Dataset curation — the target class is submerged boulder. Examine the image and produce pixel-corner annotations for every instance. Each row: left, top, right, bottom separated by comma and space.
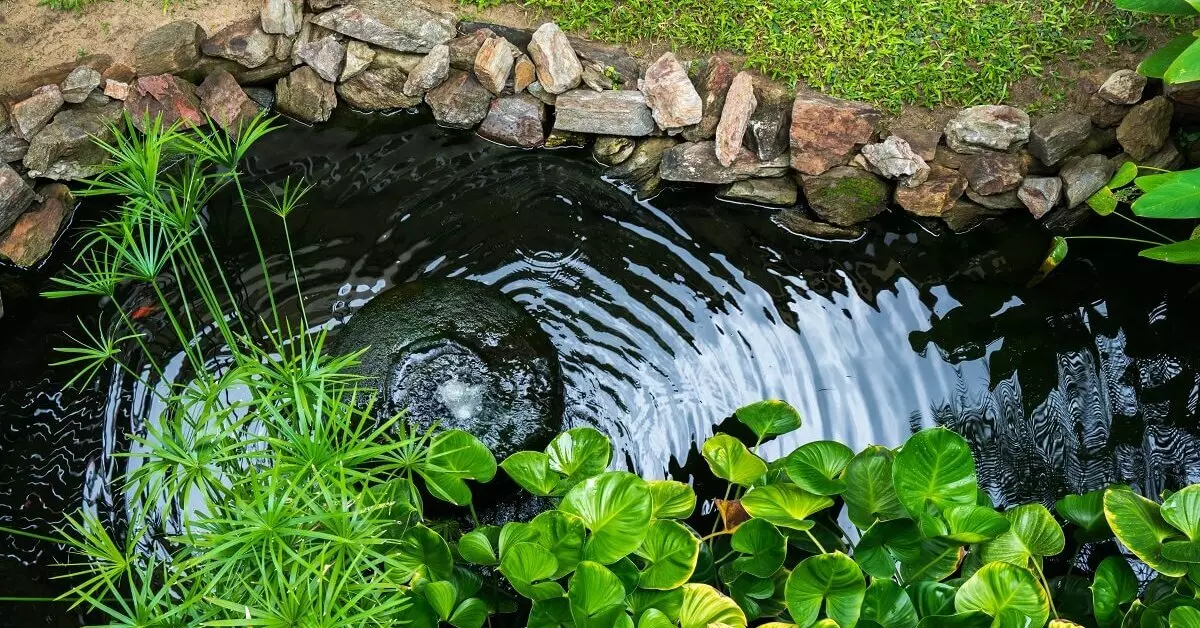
799, 166, 889, 226
333, 278, 563, 459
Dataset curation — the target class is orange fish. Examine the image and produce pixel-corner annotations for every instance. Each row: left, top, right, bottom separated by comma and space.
130, 304, 159, 320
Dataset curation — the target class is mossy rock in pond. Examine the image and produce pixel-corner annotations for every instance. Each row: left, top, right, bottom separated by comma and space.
333, 279, 563, 459
802, 166, 889, 226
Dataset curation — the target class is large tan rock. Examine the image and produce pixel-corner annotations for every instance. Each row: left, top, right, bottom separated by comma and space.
527, 23, 582, 95
789, 88, 879, 175
894, 165, 968, 217
134, 20, 205, 76
474, 36, 518, 95
714, 72, 756, 167
641, 52, 702, 131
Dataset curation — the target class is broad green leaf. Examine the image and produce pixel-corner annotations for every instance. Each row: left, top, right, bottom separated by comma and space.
916, 612, 991, 628
1136, 172, 1178, 192
1088, 186, 1119, 215
1141, 34, 1200, 77
609, 557, 641, 594
1105, 486, 1188, 576
843, 445, 907, 528
530, 510, 586, 578
647, 480, 696, 519
1162, 539, 1200, 562
785, 552, 866, 628
1092, 556, 1138, 627
501, 451, 561, 497
638, 609, 674, 628
500, 541, 562, 601
680, 583, 748, 628
459, 526, 501, 566
1171, 607, 1200, 628
548, 427, 613, 486
569, 561, 627, 628
893, 428, 978, 519
499, 521, 540, 558
397, 524, 455, 582
1032, 236, 1069, 285
734, 399, 802, 441
785, 441, 854, 495
940, 504, 1011, 543
855, 519, 921, 579
862, 580, 919, 628
635, 520, 700, 589
1132, 169, 1200, 219
423, 581, 458, 621
1162, 486, 1200, 540
449, 598, 488, 628
1115, 0, 1199, 15
422, 430, 497, 505
1109, 161, 1140, 189
907, 581, 957, 617
955, 562, 1049, 628
1055, 490, 1113, 542
979, 504, 1065, 566
529, 598, 573, 628
1167, 40, 1200, 83
741, 484, 834, 530
730, 518, 787, 578
561, 471, 653, 564
898, 537, 963, 582
702, 434, 767, 486
1140, 239, 1200, 265
629, 587, 684, 623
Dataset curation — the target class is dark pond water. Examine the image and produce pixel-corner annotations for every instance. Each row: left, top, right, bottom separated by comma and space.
2, 109, 1200, 624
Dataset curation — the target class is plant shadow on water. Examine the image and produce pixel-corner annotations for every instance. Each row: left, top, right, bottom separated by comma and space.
1, 108, 1199, 622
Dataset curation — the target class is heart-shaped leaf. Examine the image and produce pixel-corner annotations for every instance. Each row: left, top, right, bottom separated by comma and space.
569, 561, 627, 628
1088, 186, 1119, 215
843, 445, 907, 529
397, 524, 455, 582
629, 587, 683, 624
741, 484, 834, 530
1171, 607, 1200, 628
501, 451, 561, 497
500, 541, 563, 601
1140, 34, 1199, 77
939, 504, 1011, 543
861, 579, 918, 628
907, 581, 957, 617
785, 441, 854, 496
916, 612, 992, 628
528, 598, 573, 628
1115, 0, 1199, 15
647, 480, 696, 519
734, 400, 802, 442
1092, 556, 1137, 627
1109, 161, 1140, 189
979, 503, 1065, 566
449, 598, 488, 628
1055, 490, 1112, 542
855, 519, 921, 578
730, 518, 786, 578
635, 519, 700, 589
548, 427, 612, 486
423, 580, 458, 621
1132, 168, 1200, 219
530, 510, 586, 578
785, 552, 866, 628
702, 434, 767, 486
893, 428, 978, 519
1162, 485, 1200, 541
898, 536, 963, 583
955, 562, 1048, 628
560, 471, 652, 564
1032, 236, 1069, 285
459, 525, 501, 566
1166, 39, 1200, 83
421, 430, 497, 506
680, 583, 747, 628
1105, 486, 1188, 576
1139, 239, 1200, 265
637, 609, 675, 628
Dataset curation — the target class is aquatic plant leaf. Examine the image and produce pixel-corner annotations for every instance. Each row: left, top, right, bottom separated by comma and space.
716, 499, 752, 531
560, 471, 653, 564
530, 510, 587, 578
855, 519, 921, 578
898, 537, 964, 582
422, 429, 497, 505
1135, 172, 1177, 192
1104, 486, 1188, 576
635, 520, 700, 589
1055, 490, 1113, 542
1162, 486, 1200, 540
679, 583, 747, 628
734, 400, 802, 441
954, 562, 1049, 628
529, 598, 573, 628
1088, 186, 1119, 215
1132, 169, 1200, 218
628, 587, 684, 623
498, 521, 540, 559
569, 561, 627, 628
906, 581, 957, 617
741, 484, 834, 530
939, 504, 1011, 543
702, 434, 767, 486
647, 480, 697, 519
638, 608, 675, 628
979, 504, 1065, 566
893, 428, 978, 519
1140, 239, 1200, 264
730, 518, 787, 578
861, 580, 918, 628
1109, 161, 1140, 189
785, 552, 866, 628
448, 598, 488, 628
459, 526, 501, 566
547, 427, 613, 486
916, 612, 993, 628
1168, 40, 1200, 83
1092, 556, 1138, 627
501, 451, 561, 497
397, 524, 455, 582
423, 581, 458, 620
1115, 0, 1198, 16
500, 541, 562, 601
610, 556, 642, 594
785, 441, 854, 496
1171, 607, 1200, 628
843, 445, 907, 529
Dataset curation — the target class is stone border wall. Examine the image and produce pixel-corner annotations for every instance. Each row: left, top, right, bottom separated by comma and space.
0, 0, 1195, 275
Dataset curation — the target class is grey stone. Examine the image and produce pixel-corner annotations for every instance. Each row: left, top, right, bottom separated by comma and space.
275, 34, 294, 61
789, 88, 880, 175
234, 61, 296, 85
196, 70, 261, 134
888, 127, 940, 161
894, 165, 968, 217
965, 187, 1022, 210
962, 151, 1025, 195
448, 29, 492, 71
1098, 70, 1146, 105
474, 36, 518, 95
338, 67, 420, 111
11, 86, 65, 140
262, 0, 304, 36
681, 55, 735, 142
526, 81, 556, 106
1117, 96, 1173, 161
60, 66, 101, 104
135, 20, 205, 76
1018, 176, 1062, 219
945, 105, 1030, 154
861, 136, 929, 187
0, 130, 28, 163
275, 66, 337, 123
800, 166, 889, 226
571, 38, 639, 89
310, 0, 456, 53
0, 163, 37, 234
403, 44, 450, 96
477, 94, 546, 148
714, 72, 756, 167
297, 36, 346, 83
553, 89, 655, 136
23, 101, 123, 180
370, 49, 425, 73
341, 41, 376, 81
606, 137, 679, 200
309, 0, 345, 9
772, 208, 865, 240
941, 200, 1003, 233
425, 70, 492, 128
1142, 140, 1186, 171
1060, 154, 1115, 208
528, 23, 582, 94
593, 136, 636, 166
1071, 126, 1117, 159
1029, 112, 1092, 166
745, 76, 791, 161
718, 176, 798, 206
0, 183, 73, 269
202, 18, 277, 69
124, 74, 204, 132
641, 52, 702, 131
244, 87, 276, 110
580, 60, 613, 92
660, 141, 789, 184
1078, 92, 1130, 128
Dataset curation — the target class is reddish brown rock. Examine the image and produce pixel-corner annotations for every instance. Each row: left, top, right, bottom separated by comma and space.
962, 151, 1025, 196
197, 71, 261, 133
714, 72, 756, 167
103, 80, 130, 101
425, 70, 492, 128
448, 29, 493, 71
202, 18, 276, 69
10, 86, 65, 141
0, 183, 73, 269
789, 88, 880, 175
101, 63, 136, 84
894, 165, 968, 217
641, 52, 702, 131
125, 75, 205, 132
682, 56, 736, 142
477, 94, 546, 148
474, 36, 518, 95
0, 164, 37, 234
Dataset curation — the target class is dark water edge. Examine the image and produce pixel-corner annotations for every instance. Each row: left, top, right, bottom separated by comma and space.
0, 108, 1199, 624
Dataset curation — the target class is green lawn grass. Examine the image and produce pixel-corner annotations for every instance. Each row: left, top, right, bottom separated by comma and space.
474, 0, 1146, 110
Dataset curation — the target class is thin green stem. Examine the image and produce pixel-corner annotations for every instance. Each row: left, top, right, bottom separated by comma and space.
1031, 559, 1058, 620
804, 529, 828, 554
1112, 211, 1176, 244
282, 220, 309, 333
232, 176, 281, 337
1065, 235, 1166, 247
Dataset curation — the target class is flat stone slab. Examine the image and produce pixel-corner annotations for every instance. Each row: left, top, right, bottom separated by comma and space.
310, 0, 456, 53
660, 141, 789, 184
553, 89, 655, 136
